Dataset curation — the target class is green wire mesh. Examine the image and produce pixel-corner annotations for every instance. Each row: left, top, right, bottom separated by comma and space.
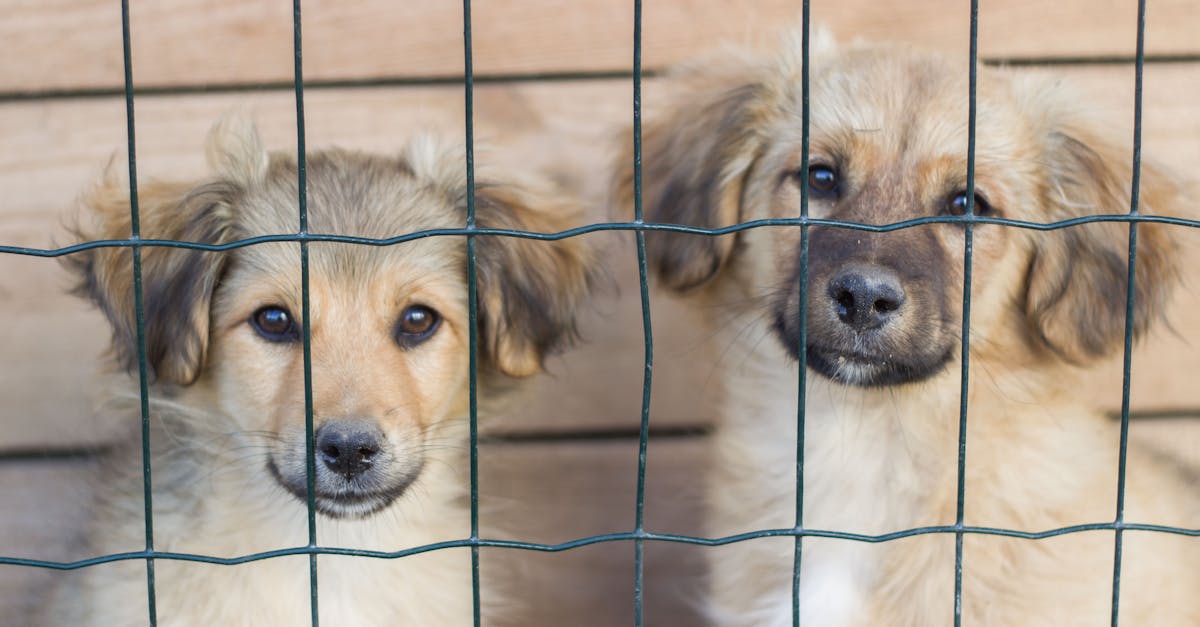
1, 2, 1199, 627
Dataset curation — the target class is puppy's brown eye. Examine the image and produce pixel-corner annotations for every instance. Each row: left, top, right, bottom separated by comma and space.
250, 306, 300, 343
947, 191, 993, 217
395, 305, 440, 348
806, 165, 839, 198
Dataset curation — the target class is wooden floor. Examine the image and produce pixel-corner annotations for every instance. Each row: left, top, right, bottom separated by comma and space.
2, 1, 1199, 625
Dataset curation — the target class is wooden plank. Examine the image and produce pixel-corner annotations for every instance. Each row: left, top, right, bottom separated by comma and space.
2, 64, 1200, 450
2, 0, 1199, 94
0, 438, 711, 626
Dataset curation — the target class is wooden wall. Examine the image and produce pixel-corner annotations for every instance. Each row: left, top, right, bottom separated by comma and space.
1, 1, 1198, 625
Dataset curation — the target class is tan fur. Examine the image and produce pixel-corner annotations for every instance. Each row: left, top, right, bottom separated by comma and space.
616, 37, 1198, 626
44, 120, 596, 626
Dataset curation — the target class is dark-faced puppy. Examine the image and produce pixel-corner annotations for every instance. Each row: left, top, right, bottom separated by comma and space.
617, 36, 1198, 627
44, 119, 596, 626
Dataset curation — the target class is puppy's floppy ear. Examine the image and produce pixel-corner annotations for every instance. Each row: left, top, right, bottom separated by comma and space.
65, 121, 265, 384
62, 119, 266, 385
1025, 120, 1182, 363
613, 58, 769, 292
64, 174, 240, 385
473, 183, 597, 378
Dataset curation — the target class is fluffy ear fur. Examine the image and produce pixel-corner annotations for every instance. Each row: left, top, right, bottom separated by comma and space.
64, 175, 239, 385
473, 183, 597, 377
61, 119, 271, 386
613, 58, 769, 292
205, 114, 270, 186
64, 120, 266, 384
1025, 121, 1182, 363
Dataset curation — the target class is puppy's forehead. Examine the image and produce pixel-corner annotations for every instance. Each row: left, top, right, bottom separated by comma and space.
237, 149, 466, 237
233, 238, 463, 280
801, 48, 1018, 160
224, 148, 469, 297
808, 52, 952, 135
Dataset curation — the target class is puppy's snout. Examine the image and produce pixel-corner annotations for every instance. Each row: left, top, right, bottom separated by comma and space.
316, 420, 384, 479
827, 265, 906, 331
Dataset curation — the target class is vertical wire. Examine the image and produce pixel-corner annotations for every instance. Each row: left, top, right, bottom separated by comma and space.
790, 2, 812, 624
119, 1, 156, 623
461, 1, 482, 624
1111, 1, 1146, 623
953, 0, 980, 624
631, 0, 654, 624
291, 0, 319, 624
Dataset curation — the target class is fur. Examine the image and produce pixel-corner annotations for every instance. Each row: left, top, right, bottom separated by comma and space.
43, 118, 597, 626
616, 37, 1199, 626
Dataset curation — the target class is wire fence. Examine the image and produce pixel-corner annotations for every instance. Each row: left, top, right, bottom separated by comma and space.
1, 1, 1199, 626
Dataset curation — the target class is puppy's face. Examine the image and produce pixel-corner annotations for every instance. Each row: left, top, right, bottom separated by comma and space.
69, 125, 594, 518
625, 44, 1181, 387
758, 51, 1020, 386
210, 238, 472, 519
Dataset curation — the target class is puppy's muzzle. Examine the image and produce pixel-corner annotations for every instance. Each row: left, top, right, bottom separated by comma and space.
827, 264, 906, 332
316, 419, 383, 480
774, 226, 956, 387
269, 417, 423, 519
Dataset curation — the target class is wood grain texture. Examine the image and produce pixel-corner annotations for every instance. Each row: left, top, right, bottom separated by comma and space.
1, 65, 1199, 449
2, 0, 1199, 93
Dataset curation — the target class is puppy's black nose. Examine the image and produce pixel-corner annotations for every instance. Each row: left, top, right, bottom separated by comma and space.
316, 420, 383, 479
827, 266, 906, 331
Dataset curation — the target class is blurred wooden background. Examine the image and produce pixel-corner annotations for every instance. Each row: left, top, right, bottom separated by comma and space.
1, 1, 1198, 625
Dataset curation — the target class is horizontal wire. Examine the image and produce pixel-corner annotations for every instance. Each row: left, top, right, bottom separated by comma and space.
5, 521, 1197, 571
4, 213, 1200, 258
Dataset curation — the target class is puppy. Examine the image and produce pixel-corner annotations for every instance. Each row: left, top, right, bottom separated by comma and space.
617, 36, 1199, 626
43, 120, 595, 626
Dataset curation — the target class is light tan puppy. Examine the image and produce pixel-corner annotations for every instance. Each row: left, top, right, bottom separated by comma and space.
43, 120, 595, 626
617, 36, 1199, 626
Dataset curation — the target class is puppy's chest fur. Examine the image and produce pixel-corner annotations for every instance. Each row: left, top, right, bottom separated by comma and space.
706, 320, 962, 627
703, 318, 1200, 626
